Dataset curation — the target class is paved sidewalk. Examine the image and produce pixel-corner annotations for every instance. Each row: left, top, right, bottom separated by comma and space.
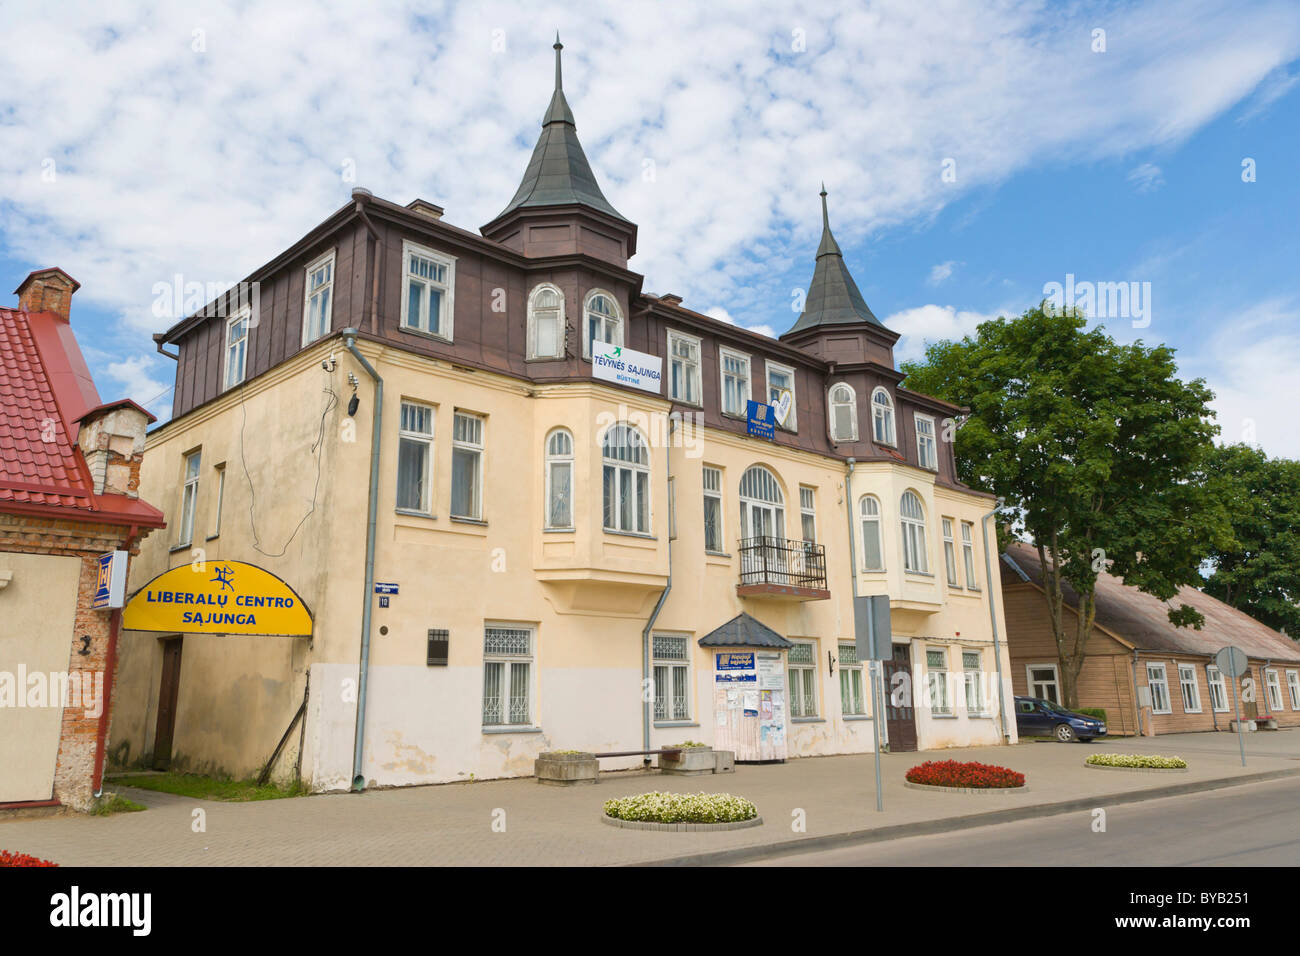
2, 731, 1296, 866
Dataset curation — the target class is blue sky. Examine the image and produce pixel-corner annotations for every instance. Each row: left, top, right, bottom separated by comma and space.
1, 0, 1297, 455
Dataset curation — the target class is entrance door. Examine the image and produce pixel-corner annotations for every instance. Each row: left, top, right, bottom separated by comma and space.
153, 637, 183, 770
882, 643, 918, 752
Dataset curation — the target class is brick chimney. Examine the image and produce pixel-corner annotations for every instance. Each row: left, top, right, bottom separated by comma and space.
15, 267, 80, 321
75, 401, 154, 499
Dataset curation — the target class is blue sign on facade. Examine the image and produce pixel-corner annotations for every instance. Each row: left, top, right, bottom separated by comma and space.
374, 583, 399, 595
716, 652, 755, 670
92, 550, 127, 610
746, 401, 775, 440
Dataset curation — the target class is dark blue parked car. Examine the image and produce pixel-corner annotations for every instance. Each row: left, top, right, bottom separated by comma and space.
1014, 696, 1107, 742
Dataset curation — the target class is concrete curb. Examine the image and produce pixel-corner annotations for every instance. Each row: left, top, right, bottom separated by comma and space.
601, 814, 764, 832
629, 766, 1300, 867
1084, 762, 1189, 773
903, 781, 1027, 795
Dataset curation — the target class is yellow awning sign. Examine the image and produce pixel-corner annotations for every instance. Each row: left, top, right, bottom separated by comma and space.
123, 561, 312, 636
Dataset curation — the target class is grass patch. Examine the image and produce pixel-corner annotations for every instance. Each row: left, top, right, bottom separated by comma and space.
91, 793, 147, 815
1086, 753, 1187, 769
111, 773, 309, 802
604, 791, 757, 824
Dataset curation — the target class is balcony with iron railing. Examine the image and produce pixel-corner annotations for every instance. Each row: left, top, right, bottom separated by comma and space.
737, 536, 830, 601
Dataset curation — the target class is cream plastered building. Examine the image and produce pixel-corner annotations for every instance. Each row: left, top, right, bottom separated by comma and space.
110, 40, 1017, 791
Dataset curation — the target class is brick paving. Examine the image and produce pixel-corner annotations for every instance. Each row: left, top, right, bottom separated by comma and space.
3, 731, 1296, 866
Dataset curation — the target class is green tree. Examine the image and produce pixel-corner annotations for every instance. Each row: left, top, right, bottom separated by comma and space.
1202, 443, 1300, 636
902, 304, 1232, 708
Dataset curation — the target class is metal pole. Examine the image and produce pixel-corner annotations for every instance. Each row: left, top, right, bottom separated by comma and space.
843, 458, 884, 812
1230, 668, 1246, 767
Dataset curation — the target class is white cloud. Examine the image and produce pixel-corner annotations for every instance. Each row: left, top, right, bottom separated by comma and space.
104, 355, 171, 415
927, 260, 957, 285
882, 303, 1004, 364
1127, 162, 1165, 192
0, 0, 1297, 398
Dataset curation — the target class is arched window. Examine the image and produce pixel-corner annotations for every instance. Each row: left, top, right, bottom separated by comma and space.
584, 290, 623, 360
872, 388, 895, 445
859, 495, 883, 570
900, 490, 928, 573
528, 284, 564, 360
602, 423, 649, 533
544, 428, 574, 529
829, 383, 857, 442
739, 465, 785, 542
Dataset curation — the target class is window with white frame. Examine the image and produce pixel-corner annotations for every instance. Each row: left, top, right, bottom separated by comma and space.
1178, 663, 1202, 713
963, 650, 984, 713
926, 648, 951, 715
961, 521, 979, 589
602, 423, 650, 534
583, 290, 623, 359
652, 634, 691, 721
900, 490, 929, 573
1288, 670, 1300, 710
667, 330, 702, 405
482, 626, 533, 726
1146, 663, 1171, 714
1265, 668, 1284, 712
799, 486, 816, 543
788, 641, 817, 718
178, 450, 201, 546
859, 495, 883, 571
223, 307, 250, 390
942, 518, 959, 587
544, 428, 573, 529
829, 382, 857, 442
872, 388, 895, 445
915, 414, 937, 470
720, 347, 751, 417
738, 465, 784, 542
397, 401, 435, 513
702, 466, 723, 552
766, 361, 797, 430
527, 284, 564, 360
1028, 664, 1060, 703
401, 241, 455, 340
839, 642, 864, 716
451, 411, 484, 520
302, 251, 335, 345
1207, 665, 1229, 712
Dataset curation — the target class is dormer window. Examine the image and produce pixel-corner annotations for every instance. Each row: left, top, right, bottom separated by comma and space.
302, 251, 335, 346
401, 241, 456, 341
223, 306, 250, 390
583, 290, 623, 360
720, 347, 751, 417
528, 284, 565, 360
766, 361, 797, 431
829, 383, 857, 442
872, 388, 896, 445
916, 414, 937, 470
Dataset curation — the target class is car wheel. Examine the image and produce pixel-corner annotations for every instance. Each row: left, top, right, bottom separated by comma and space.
1055, 723, 1077, 742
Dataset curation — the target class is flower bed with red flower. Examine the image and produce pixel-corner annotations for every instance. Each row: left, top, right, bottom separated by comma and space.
0, 850, 58, 867
905, 760, 1025, 789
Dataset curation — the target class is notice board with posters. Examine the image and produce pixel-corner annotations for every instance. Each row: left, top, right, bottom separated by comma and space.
713, 650, 788, 762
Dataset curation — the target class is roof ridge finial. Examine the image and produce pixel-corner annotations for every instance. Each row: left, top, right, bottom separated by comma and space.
820, 182, 830, 227
554, 32, 563, 91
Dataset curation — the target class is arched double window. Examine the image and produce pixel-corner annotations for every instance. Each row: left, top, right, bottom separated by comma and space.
872, 388, 895, 445
738, 465, 785, 542
544, 428, 574, 529
584, 290, 623, 360
528, 284, 565, 360
900, 490, 928, 572
859, 495, 884, 570
829, 383, 857, 442
602, 423, 649, 533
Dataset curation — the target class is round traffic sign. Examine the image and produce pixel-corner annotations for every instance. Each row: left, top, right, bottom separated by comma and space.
1214, 645, 1249, 678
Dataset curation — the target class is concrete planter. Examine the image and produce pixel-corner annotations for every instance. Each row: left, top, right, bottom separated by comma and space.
657, 747, 715, 776
713, 750, 736, 774
903, 780, 1027, 795
1084, 761, 1188, 773
534, 752, 599, 786
601, 814, 763, 832
1230, 720, 1257, 732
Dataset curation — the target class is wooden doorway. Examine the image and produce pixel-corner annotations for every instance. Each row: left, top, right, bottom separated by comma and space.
883, 642, 918, 753
153, 636, 183, 771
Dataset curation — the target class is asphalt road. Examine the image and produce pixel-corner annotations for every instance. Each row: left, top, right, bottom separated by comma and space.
741, 776, 1300, 866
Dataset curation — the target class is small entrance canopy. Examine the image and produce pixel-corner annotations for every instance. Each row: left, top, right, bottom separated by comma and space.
698, 613, 793, 649
123, 560, 312, 636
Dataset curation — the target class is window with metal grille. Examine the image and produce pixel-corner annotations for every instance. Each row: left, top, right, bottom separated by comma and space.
702, 466, 723, 552
838, 642, 864, 716
788, 641, 817, 718
962, 650, 983, 713
427, 629, 449, 666
482, 626, 532, 726
926, 648, 951, 715
652, 635, 690, 721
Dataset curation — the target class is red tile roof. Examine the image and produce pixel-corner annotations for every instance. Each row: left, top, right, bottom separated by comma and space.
1002, 540, 1300, 663
0, 305, 163, 527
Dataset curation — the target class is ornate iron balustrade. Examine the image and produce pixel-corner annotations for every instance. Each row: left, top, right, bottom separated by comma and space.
738, 536, 828, 590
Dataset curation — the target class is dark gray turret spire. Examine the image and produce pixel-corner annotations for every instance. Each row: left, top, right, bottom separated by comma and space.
787, 185, 881, 333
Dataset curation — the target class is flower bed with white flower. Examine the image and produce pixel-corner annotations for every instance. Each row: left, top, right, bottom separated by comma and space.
1086, 753, 1187, 769
603, 791, 757, 824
